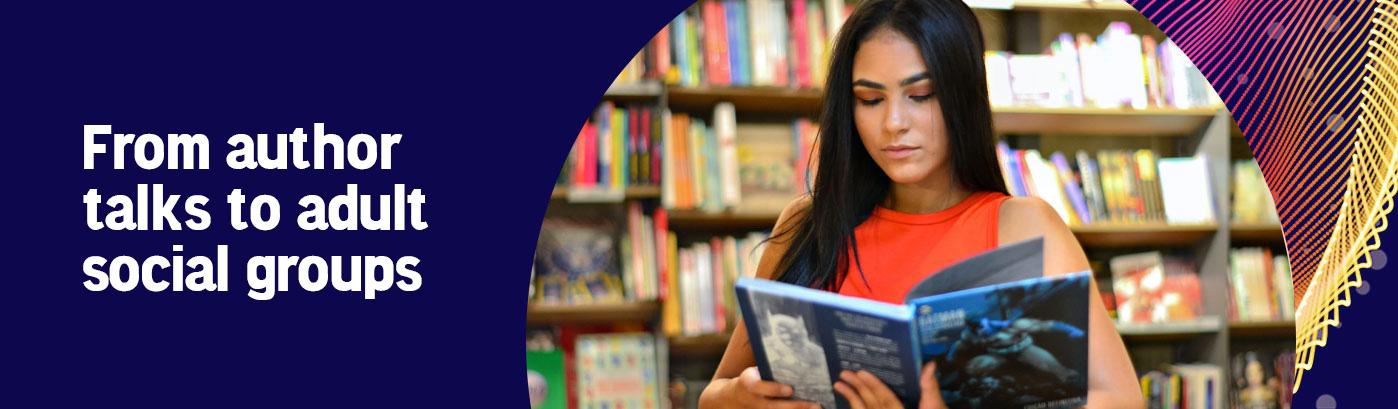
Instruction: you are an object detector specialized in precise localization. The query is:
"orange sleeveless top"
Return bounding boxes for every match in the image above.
[837,191,1011,304]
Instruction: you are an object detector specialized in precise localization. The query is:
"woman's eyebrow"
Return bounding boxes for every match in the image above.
[852,72,931,89]
[899,72,931,86]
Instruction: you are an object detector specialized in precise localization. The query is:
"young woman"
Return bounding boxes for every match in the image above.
[698,0,1143,408]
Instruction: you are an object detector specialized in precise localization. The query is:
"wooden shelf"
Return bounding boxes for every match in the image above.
[667,211,1217,246]
[1116,316,1222,342]
[667,86,822,115]
[667,210,781,230]
[1229,320,1295,339]
[1230,222,1284,244]
[1005,0,1136,12]
[663,86,1220,135]
[993,106,1220,135]
[604,81,664,102]
[526,301,660,325]
[1070,223,1216,247]
[551,185,662,203]
[669,333,732,358]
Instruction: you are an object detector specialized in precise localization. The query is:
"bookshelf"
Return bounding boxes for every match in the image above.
[1116,316,1223,342]
[669,210,1219,248]
[536,3,1295,408]
[1006,0,1136,12]
[668,333,733,358]
[661,85,1222,135]
[1071,223,1217,247]
[551,185,662,202]
[1228,320,1296,339]
[667,86,822,114]
[526,301,660,325]
[1229,222,1284,244]
[991,106,1219,135]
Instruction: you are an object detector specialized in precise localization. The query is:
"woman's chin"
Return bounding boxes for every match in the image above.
[883,169,933,186]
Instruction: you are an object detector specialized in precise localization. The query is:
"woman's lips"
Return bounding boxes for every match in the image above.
[883,145,919,159]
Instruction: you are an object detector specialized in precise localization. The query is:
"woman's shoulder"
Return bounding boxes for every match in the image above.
[772,195,813,237]
[746,195,812,281]
[997,196,1073,244]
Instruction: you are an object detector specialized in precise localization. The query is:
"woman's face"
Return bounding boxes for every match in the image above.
[851,28,950,187]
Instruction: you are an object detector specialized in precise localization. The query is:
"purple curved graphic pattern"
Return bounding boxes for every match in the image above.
[1129,0,1398,391]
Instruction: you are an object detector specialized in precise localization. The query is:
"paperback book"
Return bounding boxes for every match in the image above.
[735,238,1089,409]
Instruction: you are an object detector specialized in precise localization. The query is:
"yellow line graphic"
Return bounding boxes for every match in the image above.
[1294,0,1398,391]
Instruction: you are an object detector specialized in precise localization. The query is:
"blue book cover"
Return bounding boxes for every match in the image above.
[672,12,691,87]
[729,0,751,86]
[736,238,1090,409]
[724,0,744,86]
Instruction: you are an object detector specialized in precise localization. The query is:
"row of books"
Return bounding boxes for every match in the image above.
[663,106,817,214]
[526,328,664,409]
[533,218,629,305]
[567,102,662,191]
[1104,248,1294,326]
[615,0,851,89]
[664,231,769,337]
[1229,248,1294,322]
[1138,363,1224,409]
[1233,160,1281,224]
[996,145,1216,226]
[563,101,817,214]
[533,201,769,308]
[527,332,1293,409]
[1108,252,1204,325]
[985,22,1220,109]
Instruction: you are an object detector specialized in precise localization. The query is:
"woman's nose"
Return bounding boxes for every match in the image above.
[884,99,910,136]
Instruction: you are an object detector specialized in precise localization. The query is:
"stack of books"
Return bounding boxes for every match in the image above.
[620,0,850,89]
[1233,160,1281,224]
[663,232,769,337]
[996,144,1215,226]
[1138,364,1224,409]
[1228,248,1295,322]
[985,23,1220,109]
[663,108,817,215]
[1109,251,1205,325]
[565,102,663,194]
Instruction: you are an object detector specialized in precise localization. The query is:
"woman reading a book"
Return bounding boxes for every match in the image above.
[698,0,1142,408]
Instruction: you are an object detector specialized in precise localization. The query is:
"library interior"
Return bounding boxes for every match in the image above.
[528,1,1294,408]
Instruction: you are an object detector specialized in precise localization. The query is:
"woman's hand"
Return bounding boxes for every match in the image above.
[833,361,947,409]
[706,366,821,409]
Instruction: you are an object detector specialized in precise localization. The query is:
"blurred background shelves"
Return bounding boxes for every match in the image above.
[551,185,662,203]
[668,333,733,358]
[1116,316,1223,342]
[532,2,1297,408]
[991,106,1221,135]
[1228,320,1296,339]
[962,0,1137,11]
[526,300,660,325]
[1071,223,1216,248]
[1229,222,1284,244]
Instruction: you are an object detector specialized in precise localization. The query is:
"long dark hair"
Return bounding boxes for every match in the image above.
[773,0,1007,290]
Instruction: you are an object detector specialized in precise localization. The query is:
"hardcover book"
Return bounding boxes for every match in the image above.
[736,238,1089,409]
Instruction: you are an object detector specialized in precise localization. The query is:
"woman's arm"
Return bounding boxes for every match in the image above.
[700,196,819,409]
[999,197,1145,409]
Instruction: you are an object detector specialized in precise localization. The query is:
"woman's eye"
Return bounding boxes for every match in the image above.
[910,93,934,102]
[857,97,883,106]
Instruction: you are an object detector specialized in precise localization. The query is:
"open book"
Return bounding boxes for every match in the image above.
[735,238,1089,409]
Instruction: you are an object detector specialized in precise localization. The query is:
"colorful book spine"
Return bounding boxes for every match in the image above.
[1052,152,1092,225]
[725,0,745,86]
[715,102,741,207]
[672,11,691,87]
[732,0,752,86]
[791,0,810,88]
